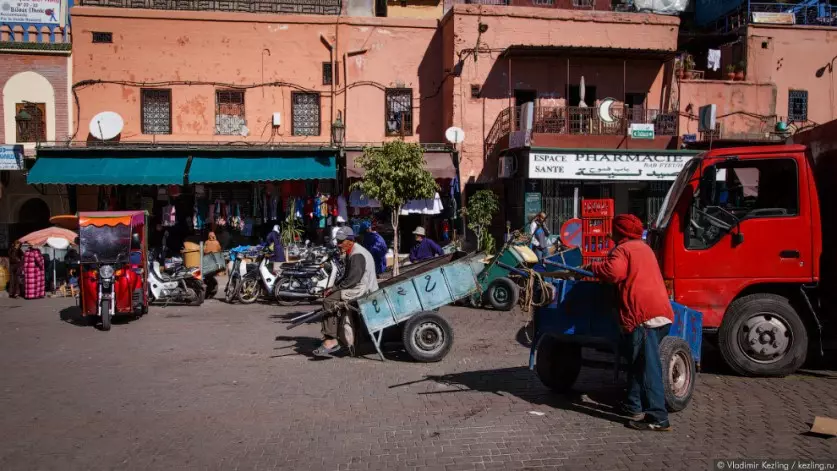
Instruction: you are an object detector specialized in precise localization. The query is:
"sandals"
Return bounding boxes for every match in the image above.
[312,343,342,357]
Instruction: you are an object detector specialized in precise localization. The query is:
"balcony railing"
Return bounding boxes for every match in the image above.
[77,0,343,15]
[444,0,606,12]
[707,0,836,33]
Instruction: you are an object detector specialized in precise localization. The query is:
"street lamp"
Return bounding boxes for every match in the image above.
[331,112,345,146]
[15,108,32,138]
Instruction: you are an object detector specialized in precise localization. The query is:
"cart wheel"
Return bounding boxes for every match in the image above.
[535,336,581,393]
[402,312,454,363]
[486,277,519,311]
[238,278,260,304]
[100,299,112,332]
[660,336,696,412]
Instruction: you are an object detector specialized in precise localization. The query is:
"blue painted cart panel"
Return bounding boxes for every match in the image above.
[358,290,396,332]
[386,280,424,324]
[414,269,455,310]
[442,262,480,300]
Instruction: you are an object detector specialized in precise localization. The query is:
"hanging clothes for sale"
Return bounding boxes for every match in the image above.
[23,248,45,299]
[162,202,177,227]
[400,192,444,215]
[337,195,348,220]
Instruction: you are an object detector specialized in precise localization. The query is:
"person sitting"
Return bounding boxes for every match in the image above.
[205,232,222,254]
[409,226,443,263]
[360,221,388,275]
[314,227,379,357]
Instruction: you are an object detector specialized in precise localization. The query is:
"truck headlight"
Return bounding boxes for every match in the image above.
[99,265,114,279]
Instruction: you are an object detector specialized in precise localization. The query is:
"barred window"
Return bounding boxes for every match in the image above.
[92,32,113,43]
[292,92,321,136]
[15,103,46,143]
[385,88,413,136]
[216,90,246,135]
[141,89,172,135]
[322,62,333,86]
[788,90,808,122]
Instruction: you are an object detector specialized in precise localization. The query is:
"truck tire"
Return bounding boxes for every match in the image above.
[402,312,454,363]
[659,336,696,412]
[486,277,519,311]
[718,293,808,377]
[535,336,581,393]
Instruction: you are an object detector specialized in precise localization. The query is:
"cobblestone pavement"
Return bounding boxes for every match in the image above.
[0,294,835,471]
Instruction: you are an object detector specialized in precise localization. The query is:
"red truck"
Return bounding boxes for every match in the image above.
[648,129,837,377]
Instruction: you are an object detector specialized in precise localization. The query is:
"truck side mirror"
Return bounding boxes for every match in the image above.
[732,232,744,247]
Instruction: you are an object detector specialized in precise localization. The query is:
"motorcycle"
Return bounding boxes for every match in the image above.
[237,248,283,304]
[224,250,257,304]
[78,211,149,331]
[273,246,343,306]
[147,249,205,306]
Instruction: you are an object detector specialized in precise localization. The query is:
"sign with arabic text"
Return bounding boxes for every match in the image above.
[0,0,62,24]
[0,145,24,170]
[528,151,694,181]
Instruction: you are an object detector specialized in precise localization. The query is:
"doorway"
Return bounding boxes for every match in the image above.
[514,90,537,130]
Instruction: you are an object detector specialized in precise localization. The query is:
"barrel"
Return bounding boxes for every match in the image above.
[181,241,201,268]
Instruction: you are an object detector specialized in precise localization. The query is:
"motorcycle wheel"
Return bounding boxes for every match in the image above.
[274,277,301,306]
[100,299,112,331]
[225,278,240,304]
[238,277,261,304]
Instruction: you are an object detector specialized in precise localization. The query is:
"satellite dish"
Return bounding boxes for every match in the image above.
[445,126,465,144]
[89,111,124,140]
[598,98,617,123]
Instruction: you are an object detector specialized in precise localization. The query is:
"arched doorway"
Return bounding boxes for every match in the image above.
[12,198,51,242]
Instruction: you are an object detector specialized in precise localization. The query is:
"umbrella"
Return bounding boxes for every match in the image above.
[579,75,587,108]
[18,227,77,247]
[50,214,79,230]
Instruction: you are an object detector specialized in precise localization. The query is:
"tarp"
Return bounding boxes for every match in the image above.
[28,157,187,185]
[188,155,336,183]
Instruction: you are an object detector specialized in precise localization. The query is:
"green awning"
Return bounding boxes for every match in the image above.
[188,155,336,183]
[28,157,188,185]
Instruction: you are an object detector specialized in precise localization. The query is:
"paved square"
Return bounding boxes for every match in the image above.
[0,295,835,470]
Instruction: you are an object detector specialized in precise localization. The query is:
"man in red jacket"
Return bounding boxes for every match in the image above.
[586,214,674,431]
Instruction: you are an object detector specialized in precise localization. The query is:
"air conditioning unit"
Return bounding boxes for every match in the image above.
[498,155,516,179]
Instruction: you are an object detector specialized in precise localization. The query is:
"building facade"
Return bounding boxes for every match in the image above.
[0,2,73,249]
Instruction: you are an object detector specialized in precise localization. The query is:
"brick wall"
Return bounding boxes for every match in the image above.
[0,53,70,147]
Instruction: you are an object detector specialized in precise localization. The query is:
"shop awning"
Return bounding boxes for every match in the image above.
[346,151,455,179]
[27,156,188,185]
[188,155,336,183]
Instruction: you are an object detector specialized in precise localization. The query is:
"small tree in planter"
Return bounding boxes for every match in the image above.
[726,64,736,80]
[735,61,746,81]
[461,189,499,254]
[352,141,438,276]
[280,216,304,260]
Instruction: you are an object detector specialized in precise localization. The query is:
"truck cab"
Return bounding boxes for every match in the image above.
[649,144,822,377]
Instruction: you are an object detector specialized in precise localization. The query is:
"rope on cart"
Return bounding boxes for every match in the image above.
[520,268,556,345]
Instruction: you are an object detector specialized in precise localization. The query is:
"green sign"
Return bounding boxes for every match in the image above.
[524,192,542,227]
[629,123,655,140]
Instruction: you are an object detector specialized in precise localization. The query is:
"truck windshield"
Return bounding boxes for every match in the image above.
[654,157,700,230]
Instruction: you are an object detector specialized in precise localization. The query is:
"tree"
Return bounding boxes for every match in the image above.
[351,141,438,276]
[462,189,499,253]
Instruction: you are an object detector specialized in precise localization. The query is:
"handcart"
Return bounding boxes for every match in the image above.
[530,263,701,411]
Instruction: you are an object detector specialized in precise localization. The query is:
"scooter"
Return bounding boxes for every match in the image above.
[273,247,343,306]
[237,248,283,304]
[147,254,204,306]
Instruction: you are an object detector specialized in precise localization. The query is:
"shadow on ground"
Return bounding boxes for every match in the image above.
[59,305,142,330]
[390,365,630,425]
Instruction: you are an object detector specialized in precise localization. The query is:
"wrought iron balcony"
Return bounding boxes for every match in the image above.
[444,0,608,12]
[77,0,343,15]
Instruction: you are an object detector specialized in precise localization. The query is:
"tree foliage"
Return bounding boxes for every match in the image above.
[462,189,499,252]
[351,141,438,275]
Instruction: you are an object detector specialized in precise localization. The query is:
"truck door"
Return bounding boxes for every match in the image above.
[674,156,814,325]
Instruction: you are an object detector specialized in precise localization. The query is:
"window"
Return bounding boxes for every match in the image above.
[385,88,413,136]
[687,159,799,249]
[291,92,321,136]
[15,102,46,143]
[322,62,339,86]
[788,89,808,122]
[141,89,171,135]
[216,90,246,135]
[92,32,113,43]
[470,84,481,98]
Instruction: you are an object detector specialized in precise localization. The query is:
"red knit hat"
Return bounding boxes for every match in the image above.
[612,214,644,240]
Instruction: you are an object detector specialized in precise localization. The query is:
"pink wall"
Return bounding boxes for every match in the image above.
[678,80,777,138]
[70,7,443,144]
[746,26,837,126]
[442,5,679,183]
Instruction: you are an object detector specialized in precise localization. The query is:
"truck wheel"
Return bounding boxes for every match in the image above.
[659,336,696,412]
[100,299,111,331]
[535,336,581,393]
[718,293,808,377]
[486,277,519,311]
[402,312,454,363]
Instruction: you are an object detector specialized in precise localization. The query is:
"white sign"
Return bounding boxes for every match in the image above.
[629,123,655,140]
[699,104,717,133]
[529,152,694,181]
[0,145,23,170]
[0,0,62,24]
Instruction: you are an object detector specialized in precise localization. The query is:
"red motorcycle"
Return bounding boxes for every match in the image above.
[78,211,148,331]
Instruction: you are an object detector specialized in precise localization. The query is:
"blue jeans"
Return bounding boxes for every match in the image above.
[624,325,670,424]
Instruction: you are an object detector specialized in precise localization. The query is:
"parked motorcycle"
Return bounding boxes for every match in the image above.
[147,250,204,306]
[224,251,257,304]
[237,248,284,304]
[273,246,343,306]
